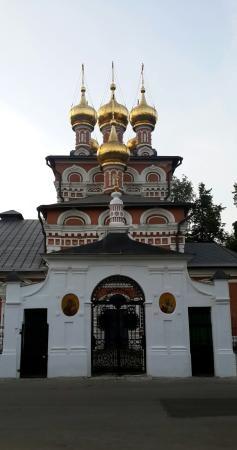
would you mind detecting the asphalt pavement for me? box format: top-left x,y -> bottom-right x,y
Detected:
0,376 -> 237,450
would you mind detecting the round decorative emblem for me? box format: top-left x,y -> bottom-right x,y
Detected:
61,293 -> 79,316
159,292 -> 176,314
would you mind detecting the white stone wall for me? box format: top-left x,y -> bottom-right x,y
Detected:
0,256 -> 235,378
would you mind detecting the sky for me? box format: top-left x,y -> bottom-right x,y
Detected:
0,0 -> 236,232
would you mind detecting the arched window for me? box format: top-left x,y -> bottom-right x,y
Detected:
146,215 -> 167,224
64,217 -> 85,226
68,173 -> 82,183
146,172 -> 160,183
80,131 -> 86,143
62,165 -> 88,183
58,210 -> 91,225
93,173 -> 104,183
124,173 -> 134,183
143,131 -> 148,143
140,208 -> 175,225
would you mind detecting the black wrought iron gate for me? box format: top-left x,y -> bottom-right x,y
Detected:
91,276 -> 146,375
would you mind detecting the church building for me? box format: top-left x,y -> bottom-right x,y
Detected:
0,66 -> 236,378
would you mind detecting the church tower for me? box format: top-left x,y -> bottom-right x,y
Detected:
38,65 -> 190,252
130,64 -> 157,157
70,64 -> 98,156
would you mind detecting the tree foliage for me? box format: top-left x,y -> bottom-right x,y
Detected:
171,175 -> 195,203
233,183 -> 237,206
225,221 -> 237,252
171,176 -> 227,243
186,183 -> 226,243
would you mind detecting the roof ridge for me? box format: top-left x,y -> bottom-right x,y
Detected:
220,244 -> 237,260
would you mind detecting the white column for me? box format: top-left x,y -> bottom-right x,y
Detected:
0,282 -> 22,377
212,277 -> 236,377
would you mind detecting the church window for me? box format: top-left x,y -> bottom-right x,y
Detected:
146,215 -> 167,224
93,173 -> 104,183
64,217 -> 85,225
68,173 -> 82,183
124,173 -> 134,183
146,172 -> 160,183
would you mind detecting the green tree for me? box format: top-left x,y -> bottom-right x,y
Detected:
233,183 -> 237,206
171,175 -> 195,202
225,221 -> 237,252
187,182 -> 226,243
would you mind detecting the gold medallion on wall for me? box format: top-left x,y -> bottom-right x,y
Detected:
61,293 -> 79,316
159,292 -> 176,314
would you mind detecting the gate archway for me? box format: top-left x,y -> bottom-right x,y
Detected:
91,275 -> 146,375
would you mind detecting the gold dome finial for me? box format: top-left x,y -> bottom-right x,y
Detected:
110,61 -> 116,96
97,62 -> 129,130
79,63 -> 87,105
141,63 -> 145,91
82,63 -> 85,85
129,64 -> 157,130
69,64 -> 97,129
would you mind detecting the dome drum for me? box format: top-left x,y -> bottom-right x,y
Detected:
101,123 -> 124,143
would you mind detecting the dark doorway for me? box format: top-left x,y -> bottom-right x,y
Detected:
20,309 -> 48,378
91,276 -> 146,375
188,307 -> 214,376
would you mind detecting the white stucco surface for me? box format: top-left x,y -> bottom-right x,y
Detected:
0,254 -> 236,378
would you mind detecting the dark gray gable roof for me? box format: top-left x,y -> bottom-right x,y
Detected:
52,232 -> 185,257
185,242 -> 237,267
0,210 -> 24,220
0,217 -> 45,272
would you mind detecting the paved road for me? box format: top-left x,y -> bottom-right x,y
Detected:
1,377 -> 237,449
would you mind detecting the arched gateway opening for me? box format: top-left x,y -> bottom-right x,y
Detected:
91,275 -> 146,375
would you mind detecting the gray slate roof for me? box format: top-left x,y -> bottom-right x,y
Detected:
0,217 -> 45,272
185,242 -> 237,267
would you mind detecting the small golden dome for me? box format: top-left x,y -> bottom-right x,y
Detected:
97,120 -> 130,167
70,86 -> 97,129
130,86 -> 157,130
127,137 -> 137,151
98,83 -> 129,130
90,138 -> 99,152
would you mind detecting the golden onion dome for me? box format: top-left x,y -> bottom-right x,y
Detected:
97,120 -> 130,167
127,137 -> 137,151
90,138 -> 99,152
130,86 -> 157,130
70,85 -> 97,129
98,83 -> 129,130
